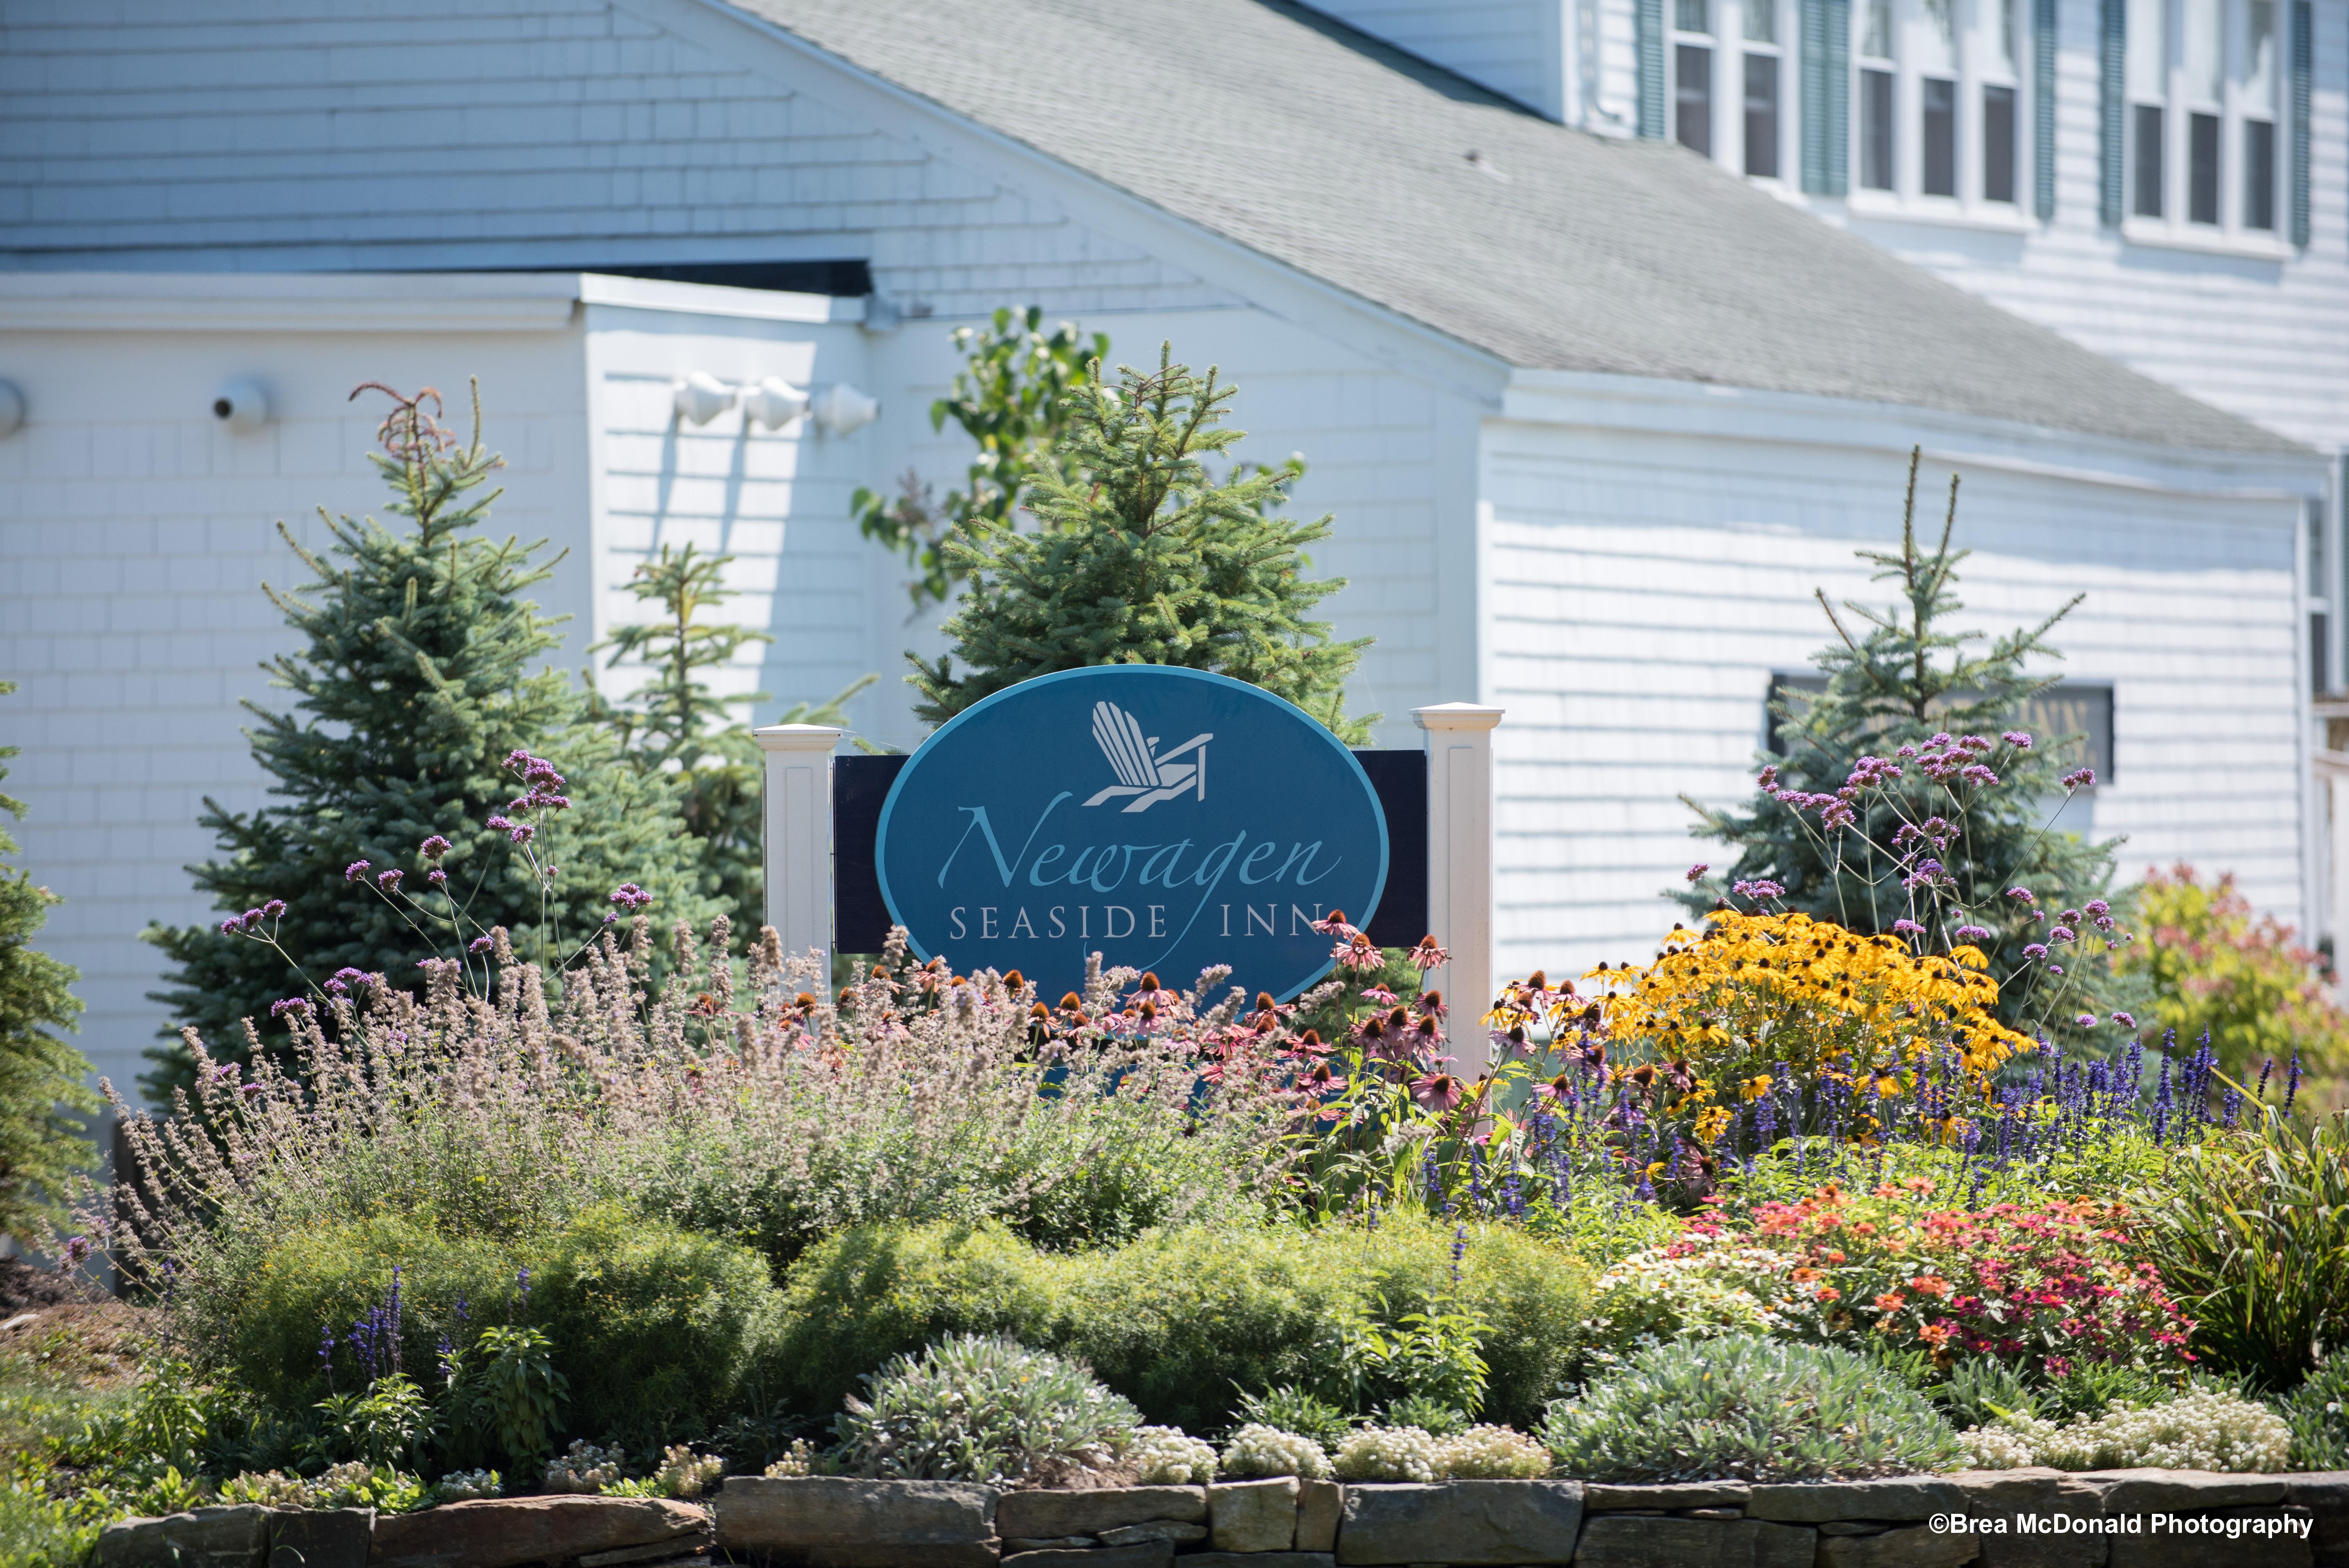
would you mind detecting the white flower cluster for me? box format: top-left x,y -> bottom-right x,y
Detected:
545,1439 -> 627,1493
1960,1393 -> 2290,1474
217,1469 -> 313,1508
763,1438 -> 817,1478
1220,1423 -> 1333,1479
654,1443 -> 725,1499
1433,1424 -> 1551,1479
1128,1424 -> 1219,1484
1333,1425 -> 1439,1483
435,1469 -> 502,1502
1591,1245 -> 1802,1343
222,1461 -> 389,1510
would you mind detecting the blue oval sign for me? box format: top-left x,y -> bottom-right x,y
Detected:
876,666 -> 1388,1001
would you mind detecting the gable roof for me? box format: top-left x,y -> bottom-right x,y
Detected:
719,0 -> 2304,458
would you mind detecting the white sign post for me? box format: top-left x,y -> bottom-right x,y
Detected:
1413,702 -> 1505,1083
759,703 -> 1506,1078
754,723 -> 843,985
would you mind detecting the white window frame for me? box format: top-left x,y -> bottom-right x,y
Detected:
1845,0 -> 2037,229
2121,0 -> 2291,256
1734,0 -> 1795,182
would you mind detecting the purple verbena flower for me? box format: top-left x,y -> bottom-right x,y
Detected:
484,816 -> 513,834
2023,943 -> 2049,960
377,868 -> 403,892
427,868 -> 448,887
270,996 -> 314,1018
1685,862 -> 1709,882
2050,926 -> 2076,943
2113,1012 -> 2137,1030
344,860 -> 370,883
63,1236 -> 91,1267
2002,731 -> 2033,748
610,883 -> 653,910
419,834 -> 451,860
2085,898 -> 2110,917
2062,767 -> 2097,789
1953,925 -> 1991,943
1892,918 -> 1926,938
2006,886 -> 2036,903
261,899 -> 286,919
468,935 -> 494,954
2076,1013 -> 2098,1029
1960,764 -> 2000,788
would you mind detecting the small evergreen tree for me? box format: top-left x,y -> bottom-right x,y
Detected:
0,682 -> 96,1244
144,384 -> 714,1098
588,542 -> 876,921
853,306 -> 1108,610
909,347 -> 1374,741
1680,452 -> 2139,1040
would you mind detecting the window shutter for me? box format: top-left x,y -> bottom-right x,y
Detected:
2032,0 -> 2057,218
2098,0 -> 2125,226
1800,0 -> 1851,194
1638,0 -> 1668,137
2290,0 -> 2312,246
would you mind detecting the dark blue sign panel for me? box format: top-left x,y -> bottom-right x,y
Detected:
875,666 -> 1388,1000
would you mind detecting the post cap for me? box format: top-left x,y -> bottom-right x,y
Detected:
1411,702 -> 1505,732
752,723 -> 847,754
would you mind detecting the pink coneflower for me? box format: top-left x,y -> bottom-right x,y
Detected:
1412,1071 -> 1463,1112
1406,935 -> 1449,971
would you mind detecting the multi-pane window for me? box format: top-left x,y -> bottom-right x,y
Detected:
2125,0 -> 2284,240
1676,0 -> 1715,156
1849,0 -> 2031,210
1744,0 -> 1782,177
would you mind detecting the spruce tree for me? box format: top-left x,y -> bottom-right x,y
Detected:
588,542 -> 875,922
144,384 -> 713,1097
909,347 -> 1374,741
0,682 -> 96,1244
1680,452 -> 2140,1040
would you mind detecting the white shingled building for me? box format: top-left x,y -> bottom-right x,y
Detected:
0,0 -> 2339,1098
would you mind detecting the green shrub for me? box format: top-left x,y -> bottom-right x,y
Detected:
833,1335 -> 1138,1484
772,1218 -> 1590,1433
526,1204 -> 783,1450
2133,1111 -> 2349,1387
1540,1336 -> 1959,1482
2281,1359 -> 2349,1470
207,1203 -> 781,1454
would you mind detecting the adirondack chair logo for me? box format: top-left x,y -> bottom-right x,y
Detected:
1083,701 -> 1212,813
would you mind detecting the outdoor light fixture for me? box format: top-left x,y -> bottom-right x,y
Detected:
811,381 -> 879,437
672,371 -> 737,426
0,381 -> 21,438
741,376 -> 811,431
212,379 -> 271,435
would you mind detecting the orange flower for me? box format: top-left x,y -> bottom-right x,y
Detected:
1813,1285 -> 1842,1303
1872,1292 -> 1905,1312
1917,1322 -> 1955,1347
1907,1275 -> 1952,1298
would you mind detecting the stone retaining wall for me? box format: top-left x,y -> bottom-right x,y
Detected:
90,1471 -> 2349,1568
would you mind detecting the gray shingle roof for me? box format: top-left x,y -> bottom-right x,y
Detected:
723,0 -> 2304,458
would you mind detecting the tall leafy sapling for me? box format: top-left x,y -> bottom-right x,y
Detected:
910,346 -> 1374,741
854,306 -> 1108,610
0,681 -> 96,1244
144,383 -> 713,1097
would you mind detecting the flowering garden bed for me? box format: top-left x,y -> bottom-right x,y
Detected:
9,722 -> 2349,1567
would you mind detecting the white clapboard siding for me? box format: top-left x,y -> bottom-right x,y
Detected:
0,313 -> 590,1096
1304,0 -> 1565,116
1481,424 -> 2304,980
0,0 -> 1240,324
